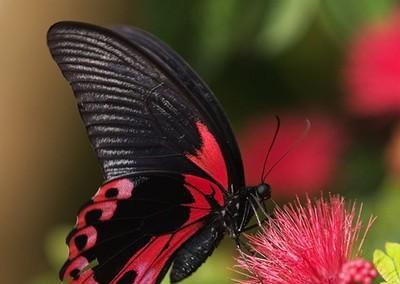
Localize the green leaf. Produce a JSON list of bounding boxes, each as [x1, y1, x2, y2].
[[374, 242, 400, 284], [321, 0, 397, 39], [363, 179, 400, 258], [257, 0, 319, 55]]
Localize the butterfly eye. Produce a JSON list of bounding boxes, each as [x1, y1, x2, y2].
[[257, 183, 271, 198]]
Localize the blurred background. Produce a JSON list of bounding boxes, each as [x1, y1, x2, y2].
[[1, 0, 400, 283]]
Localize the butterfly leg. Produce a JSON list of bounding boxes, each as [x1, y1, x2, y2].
[[237, 200, 251, 233]]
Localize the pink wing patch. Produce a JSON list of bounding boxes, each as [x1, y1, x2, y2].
[[75, 178, 134, 229], [186, 122, 228, 189], [62, 256, 98, 284], [61, 178, 135, 282], [93, 178, 135, 202], [68, 226, 97, 259]]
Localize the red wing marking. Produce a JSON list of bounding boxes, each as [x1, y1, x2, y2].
[[184, 174, 224, 207], [75, 178, 134, 229], [93, 178, 134, 202], [68, 226, 97, 259], [63, 256, 98, 284], [76, 201, 117, 229], [109, 195, 211, 283], [186, 122, 228, 189], [73, 213, 206, 284], [111, 222, 204, 284]]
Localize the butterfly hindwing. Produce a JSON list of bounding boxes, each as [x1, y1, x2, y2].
[[60, 173, 225, 283]]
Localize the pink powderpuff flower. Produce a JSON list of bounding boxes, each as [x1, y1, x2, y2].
[[344, 9, 400, 117], [239, 114, 346, 198], [235, 195, 376, 284]]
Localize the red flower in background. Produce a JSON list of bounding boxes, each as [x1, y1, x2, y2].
[[239, 114, 345, 198], [344, 10, 400, 117], [235, 195, 376, 284]]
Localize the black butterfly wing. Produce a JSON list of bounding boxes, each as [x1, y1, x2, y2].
[[47, 21, 245, 284], [111, 25, 244, 188], [60, 173, 223, 283], [47, 21, 244, 188]]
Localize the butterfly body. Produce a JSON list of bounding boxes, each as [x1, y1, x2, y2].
[[48, 21, 271, 284], [170, 217, 224, 282]]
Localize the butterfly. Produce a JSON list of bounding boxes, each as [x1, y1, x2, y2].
[[47, 21, 271, 284]]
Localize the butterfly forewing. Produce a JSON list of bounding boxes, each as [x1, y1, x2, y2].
[[49, 23, 197, 180], [112, 25, 244, 188], [47, 22, 243, 186]]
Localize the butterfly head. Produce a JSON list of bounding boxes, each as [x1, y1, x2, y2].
[[255, 183, 271, 200], [223, 183, 271, 238], [245, 183, 271, 201]]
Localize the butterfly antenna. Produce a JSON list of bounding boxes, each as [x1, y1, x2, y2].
[[263, 119, 311, 180], [260, 115, 281, 184]]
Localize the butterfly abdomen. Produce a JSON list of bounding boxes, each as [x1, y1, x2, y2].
[[170, 221, 224, 283]]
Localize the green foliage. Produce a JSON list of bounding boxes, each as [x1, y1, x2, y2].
[[321, 0, 397, 39], [44, 225, 70, 270], [338, 141, 385, 198], [194, 0, 240, 77], [30, 225, 69, 284], [374, 242, 400, 284], [29, 272, 58, 284], [257, 0, 319, 55], [364, 179, 400, 258]]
